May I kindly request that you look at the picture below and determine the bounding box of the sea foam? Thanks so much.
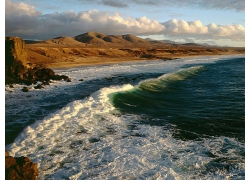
[7,82,244,179]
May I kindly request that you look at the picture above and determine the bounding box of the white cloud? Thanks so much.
[162,19,245,41]
[5,1,165,39]
[5,0,245,45]
[5,0,41,17]
[163,19,208,34]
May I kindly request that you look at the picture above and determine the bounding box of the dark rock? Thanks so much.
[66,78,71,82]
[79,79,83,81]
[9,85,14,88]
[89,137,100,143]
[6,167,21,180]
[42,81,50,86]
[34,68,55,81]
[34,84,44,89]
[22,87,29,92]
[52,75,62,80]
[5,156,17,169]
[5,150,9,157]
[59,75,69,80]
[5,150,39,180]
[22,80,33,86]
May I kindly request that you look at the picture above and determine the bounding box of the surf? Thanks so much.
[5,56,245,179]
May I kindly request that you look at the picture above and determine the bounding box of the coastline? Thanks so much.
[25,42,245,70]
[47,53,245,70]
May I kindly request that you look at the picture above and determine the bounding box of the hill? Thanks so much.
[27,32,174,48]
[73,32,161,47]
[27,36,86,47]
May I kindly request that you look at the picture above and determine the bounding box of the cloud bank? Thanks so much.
[5,0,245,45]
[78,0,244,11]
[101,0,128,8]
[163,19,245,41]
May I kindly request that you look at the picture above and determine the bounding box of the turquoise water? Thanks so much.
[5,56,245,179]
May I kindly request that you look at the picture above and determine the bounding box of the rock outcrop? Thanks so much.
[5,150,39,180]
[5,37,27,66]
[5,36,70,85]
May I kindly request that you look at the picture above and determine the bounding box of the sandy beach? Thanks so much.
[46,54,242,70]
[26,46,245,69]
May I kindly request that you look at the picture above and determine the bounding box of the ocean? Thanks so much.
[5,55,245,179]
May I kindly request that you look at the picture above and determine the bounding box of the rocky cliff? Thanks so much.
[5,37,27,84]
[5,36,70,85]
[5,36,27,66]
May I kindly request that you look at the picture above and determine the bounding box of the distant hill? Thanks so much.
[144,38,178,45]
[180,43,203,46]
[73,32,152,46]
[27,32,166,47]
[74,32,107,45]
[160,40,178,45]
[144,38,214,47]
[25,32,215,48]
[24,40,43,44]
[200,43,212,46]
[28,36,86,47]
[45,36,86,46]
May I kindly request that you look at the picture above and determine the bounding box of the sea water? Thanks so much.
[5,55,245,179]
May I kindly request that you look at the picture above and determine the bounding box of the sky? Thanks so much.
[4,0,246,47]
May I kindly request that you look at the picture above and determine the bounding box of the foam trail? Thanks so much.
[7,84,134,178]
[7,82,244,179]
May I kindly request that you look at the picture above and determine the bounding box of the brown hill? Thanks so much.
[73,32,162,47]
[121,34,149,43]
[74,32,107,45]
[45,36,86,46]
[29,36,86,47]
[26,32,176,48]
[180,43,203,47]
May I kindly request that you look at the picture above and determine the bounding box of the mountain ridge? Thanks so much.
[26,32,180,48]
[24,32,228,49]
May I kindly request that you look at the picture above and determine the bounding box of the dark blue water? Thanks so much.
[110,58,245,141]
[5,72,159,145]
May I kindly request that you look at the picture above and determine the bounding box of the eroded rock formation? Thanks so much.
[5,37,27,66]
[5,36,70,85]
[5,150,39,180]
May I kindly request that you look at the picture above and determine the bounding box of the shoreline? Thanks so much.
[25,43,244,70]
[47,53,245,70]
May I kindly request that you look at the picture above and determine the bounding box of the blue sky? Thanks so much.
[5,0,245,46]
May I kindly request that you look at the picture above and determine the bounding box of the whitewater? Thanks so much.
[5,55,245,179]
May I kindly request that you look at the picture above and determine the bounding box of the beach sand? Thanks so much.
[26,45,245,69]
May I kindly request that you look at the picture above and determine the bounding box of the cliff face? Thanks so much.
[5,37,27,66]
[5,37,27,83]
[5,36,70,85]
